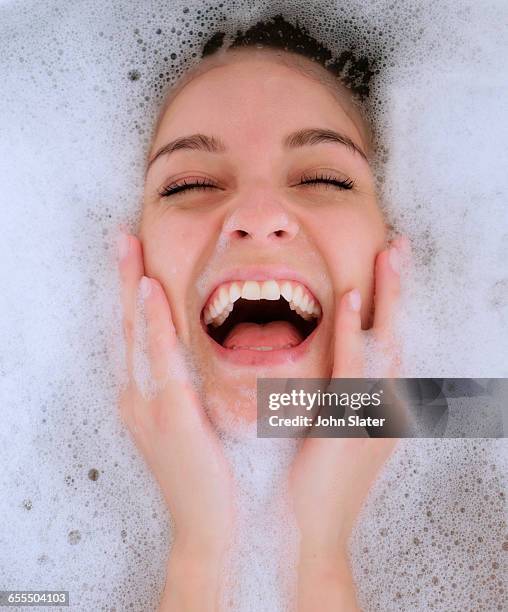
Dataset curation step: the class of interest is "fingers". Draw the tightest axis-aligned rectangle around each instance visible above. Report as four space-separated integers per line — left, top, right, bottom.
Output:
372 235 411 376
139 276 177 383
372 246 401 335
138 274 209 437
332 288 364 378
118 383 138 434
118 233 144 376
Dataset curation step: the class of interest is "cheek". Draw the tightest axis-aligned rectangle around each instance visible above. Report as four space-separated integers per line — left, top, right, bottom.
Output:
139 210 205 335
141 213 195 278
304 204 386 289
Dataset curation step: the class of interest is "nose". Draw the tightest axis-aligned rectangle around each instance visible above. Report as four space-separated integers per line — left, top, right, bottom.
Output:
221 190 299 244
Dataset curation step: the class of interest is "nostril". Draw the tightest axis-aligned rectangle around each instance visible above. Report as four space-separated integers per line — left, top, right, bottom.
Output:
235 229 249 238
274 230 285 238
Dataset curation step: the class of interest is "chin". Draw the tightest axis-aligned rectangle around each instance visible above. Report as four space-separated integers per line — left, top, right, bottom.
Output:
194 330 331 431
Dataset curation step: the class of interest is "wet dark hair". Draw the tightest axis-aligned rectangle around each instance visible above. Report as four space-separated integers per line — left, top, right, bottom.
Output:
202 14 375 101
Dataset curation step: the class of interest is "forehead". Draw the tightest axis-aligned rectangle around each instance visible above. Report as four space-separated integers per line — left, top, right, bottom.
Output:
151 52 368 154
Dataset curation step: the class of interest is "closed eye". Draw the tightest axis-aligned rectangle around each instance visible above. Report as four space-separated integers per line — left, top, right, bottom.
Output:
299 172 354 190
159 177 217 198
159 172 355 198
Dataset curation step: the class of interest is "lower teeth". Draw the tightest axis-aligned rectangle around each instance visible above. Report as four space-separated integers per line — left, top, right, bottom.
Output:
229 344 296 351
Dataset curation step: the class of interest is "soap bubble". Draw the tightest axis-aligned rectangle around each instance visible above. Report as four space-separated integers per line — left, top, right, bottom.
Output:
0 1 506 610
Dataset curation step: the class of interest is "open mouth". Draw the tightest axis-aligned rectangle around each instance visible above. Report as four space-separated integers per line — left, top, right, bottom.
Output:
201 279 322 352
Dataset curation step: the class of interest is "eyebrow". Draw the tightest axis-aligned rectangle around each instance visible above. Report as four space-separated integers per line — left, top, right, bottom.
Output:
146 127 367 173
146 134 226 173
283 128 367 161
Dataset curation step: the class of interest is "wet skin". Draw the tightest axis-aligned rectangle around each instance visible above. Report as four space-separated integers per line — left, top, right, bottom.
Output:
118 50 410 611
140 51 386 423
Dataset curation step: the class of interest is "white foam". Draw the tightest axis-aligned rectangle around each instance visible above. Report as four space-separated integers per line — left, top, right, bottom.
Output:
0 0 506 610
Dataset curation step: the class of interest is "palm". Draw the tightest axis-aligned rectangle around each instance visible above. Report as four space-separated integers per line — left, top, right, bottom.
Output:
118 233 234 548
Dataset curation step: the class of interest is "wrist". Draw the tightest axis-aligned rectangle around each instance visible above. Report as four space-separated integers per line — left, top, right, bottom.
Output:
297 543 359 612
298 528 350 562
159 538 228 612
173 526 233 559
298 541 351 581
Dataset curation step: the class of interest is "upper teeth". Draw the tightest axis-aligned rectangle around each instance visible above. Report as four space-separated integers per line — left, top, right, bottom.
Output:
203 280 322 327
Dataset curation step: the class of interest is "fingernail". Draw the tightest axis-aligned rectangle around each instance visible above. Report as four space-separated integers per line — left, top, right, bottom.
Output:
140 276 152 299
389 247 401 274
118 233 130 260
348 289 362 312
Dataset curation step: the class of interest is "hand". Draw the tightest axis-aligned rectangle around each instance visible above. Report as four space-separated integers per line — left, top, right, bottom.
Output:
117 233 235 611
289 236 411 611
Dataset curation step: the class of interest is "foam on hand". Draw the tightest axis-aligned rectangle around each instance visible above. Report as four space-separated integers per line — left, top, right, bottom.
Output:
0 0 506 610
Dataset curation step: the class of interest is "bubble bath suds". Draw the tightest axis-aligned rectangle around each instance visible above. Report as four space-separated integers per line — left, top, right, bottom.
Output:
0 0 506 610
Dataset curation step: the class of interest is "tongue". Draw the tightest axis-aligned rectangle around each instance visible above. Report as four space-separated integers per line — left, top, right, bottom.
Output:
223 321 304 350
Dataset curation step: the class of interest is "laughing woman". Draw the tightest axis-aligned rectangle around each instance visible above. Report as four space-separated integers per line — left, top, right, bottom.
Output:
117 17 410 612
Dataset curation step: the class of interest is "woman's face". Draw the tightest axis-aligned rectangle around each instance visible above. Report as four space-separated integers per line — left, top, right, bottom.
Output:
141 52 386 423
